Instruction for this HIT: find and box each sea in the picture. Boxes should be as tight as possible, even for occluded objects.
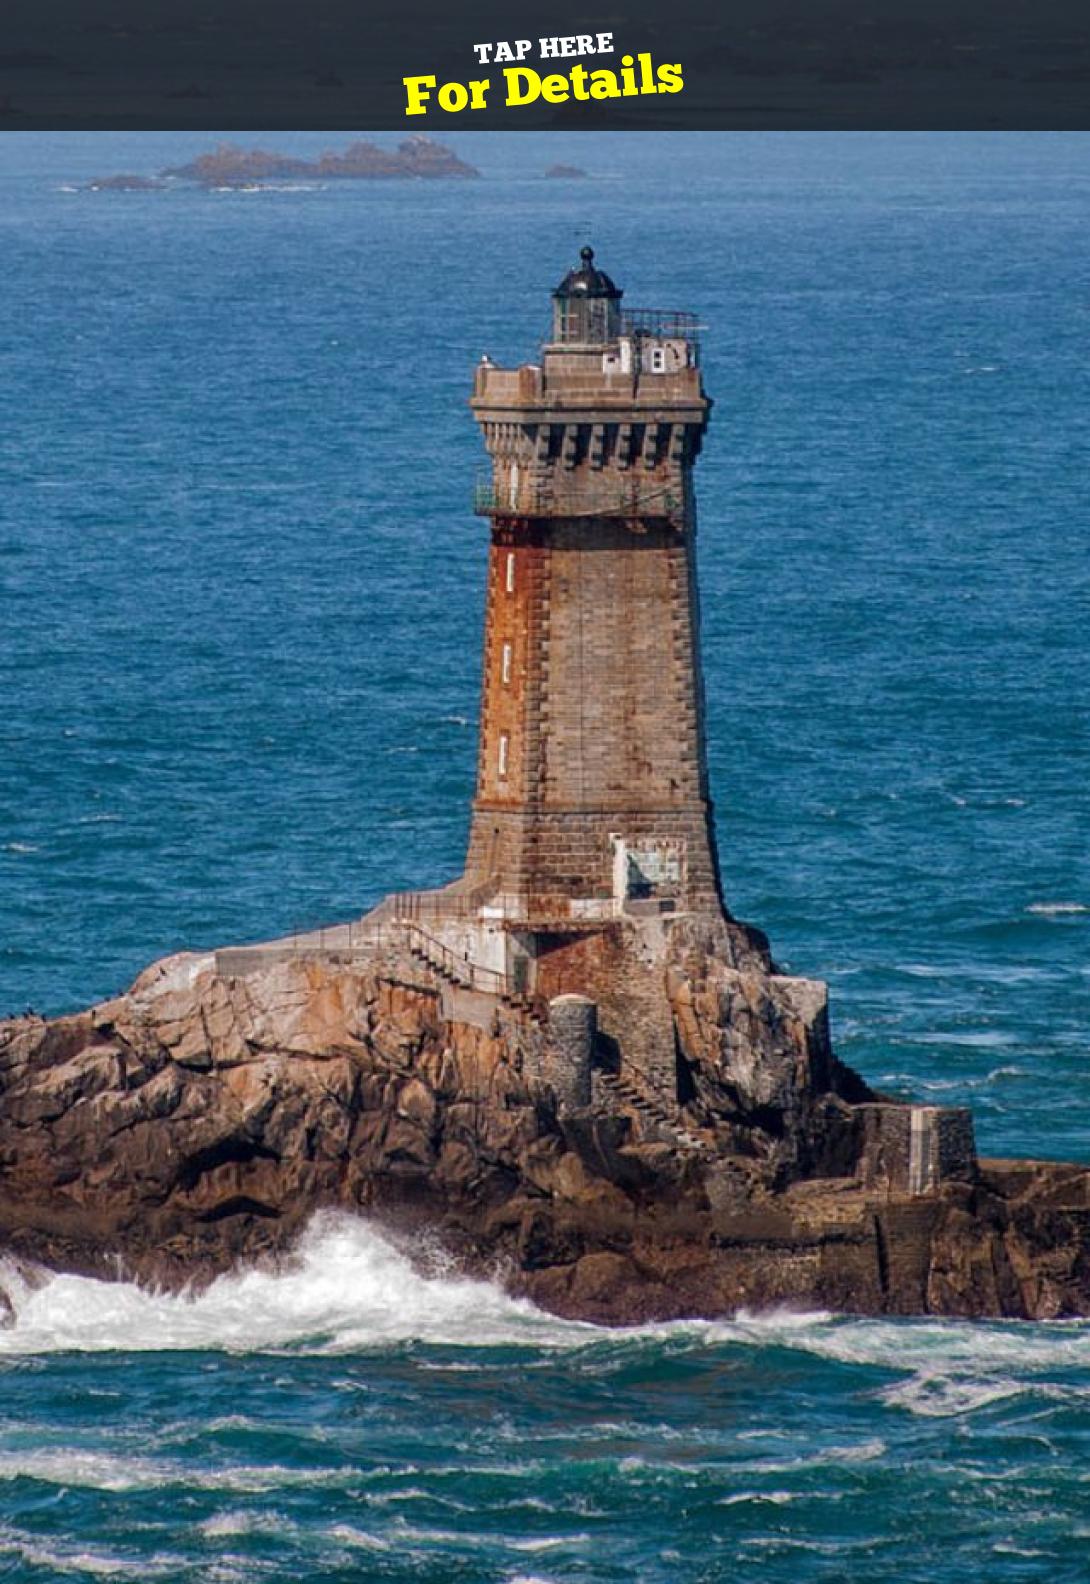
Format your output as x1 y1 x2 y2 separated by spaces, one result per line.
0 131 1088 1581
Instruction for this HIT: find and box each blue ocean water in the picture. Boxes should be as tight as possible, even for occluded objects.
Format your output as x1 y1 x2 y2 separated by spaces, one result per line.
0 131 1088 1580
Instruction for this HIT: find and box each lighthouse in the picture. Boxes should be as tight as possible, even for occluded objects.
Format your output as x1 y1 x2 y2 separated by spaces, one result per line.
371 247 731 1099
220 246 979 1174
464 247 722 925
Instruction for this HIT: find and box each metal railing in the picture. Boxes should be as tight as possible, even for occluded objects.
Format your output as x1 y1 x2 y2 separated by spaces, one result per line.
213 907 511 998
402 922 507 997
621 307 703 346
474 473 682 522
473 478 501 514
376 879 499 922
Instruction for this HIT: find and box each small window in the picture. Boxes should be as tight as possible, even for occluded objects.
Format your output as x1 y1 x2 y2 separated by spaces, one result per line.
505 551 516 592
649 346 666 374
501 641 512 685
498 733 509 778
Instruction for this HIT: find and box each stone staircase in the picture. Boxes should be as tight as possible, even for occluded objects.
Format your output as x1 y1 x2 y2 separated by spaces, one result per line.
502 992 545 1028
596 1068 715 1156
406 929 544 1028
594 1068 771 1205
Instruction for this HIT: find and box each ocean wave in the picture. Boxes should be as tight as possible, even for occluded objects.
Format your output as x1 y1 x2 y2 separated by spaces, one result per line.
507 1534 590 1552
0 1215 584 1357
744 1436 887 1472
0 1525 178 1577
1026 901 1087 916
879 1373 1032 1417
327 1523 394 1551
2 1215 1089 1422
0 1446 367 1495
718 1489 799 1506
713 1310 1090 1419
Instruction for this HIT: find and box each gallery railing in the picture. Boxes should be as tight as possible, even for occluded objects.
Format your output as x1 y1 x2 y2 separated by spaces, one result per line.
473 474 682 520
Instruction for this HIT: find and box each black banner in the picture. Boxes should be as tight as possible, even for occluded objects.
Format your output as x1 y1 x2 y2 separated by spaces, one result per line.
3 0 1090 129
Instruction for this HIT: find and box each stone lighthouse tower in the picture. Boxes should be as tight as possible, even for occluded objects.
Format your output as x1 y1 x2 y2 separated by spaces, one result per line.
463 247 722 927
369 247 733 1098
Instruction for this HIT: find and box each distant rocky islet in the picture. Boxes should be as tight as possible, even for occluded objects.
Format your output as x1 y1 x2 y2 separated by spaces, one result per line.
86 135 481 191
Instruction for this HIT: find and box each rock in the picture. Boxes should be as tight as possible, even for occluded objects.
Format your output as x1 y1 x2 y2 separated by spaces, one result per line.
0 934 1088 1322
159 137 479 187
85 174 166 191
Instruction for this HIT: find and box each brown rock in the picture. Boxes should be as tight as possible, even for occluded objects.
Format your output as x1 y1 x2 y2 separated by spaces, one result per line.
0 943 1087 1324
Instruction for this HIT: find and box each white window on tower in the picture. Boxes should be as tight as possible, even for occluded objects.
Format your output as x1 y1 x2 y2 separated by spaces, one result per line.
505 551 516 592
501 641 512 685
498 733 509 778
649 345 667 374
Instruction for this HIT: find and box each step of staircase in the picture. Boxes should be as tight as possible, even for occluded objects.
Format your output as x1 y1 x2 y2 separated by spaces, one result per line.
596 1070 716 1157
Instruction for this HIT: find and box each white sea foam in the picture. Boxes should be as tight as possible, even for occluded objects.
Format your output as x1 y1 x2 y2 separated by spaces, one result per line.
1027 901 1087 916
0 1214 585 1356
0 1523 180 1576
1 1214 1089 1424
715 1310 1090 1418
879 1373 1029 1417
915 1030 1014 1050
0 1446 361 1494
893 961 1053 987
326 1524 393 1550
200 1511 270 1538
507 1535 589 1553
745 1436 887 1473
718 1489 799 1506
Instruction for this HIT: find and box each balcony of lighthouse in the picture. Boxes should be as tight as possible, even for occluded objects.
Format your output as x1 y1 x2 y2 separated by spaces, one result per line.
473 468 685 525
550 304 704 361
471 307 705 410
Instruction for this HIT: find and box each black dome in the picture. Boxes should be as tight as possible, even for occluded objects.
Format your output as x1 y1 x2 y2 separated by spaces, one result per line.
553 246 622 300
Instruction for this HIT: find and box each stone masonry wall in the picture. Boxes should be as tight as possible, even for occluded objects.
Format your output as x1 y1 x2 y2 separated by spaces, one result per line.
465 516 722 914
855 1103 977 1195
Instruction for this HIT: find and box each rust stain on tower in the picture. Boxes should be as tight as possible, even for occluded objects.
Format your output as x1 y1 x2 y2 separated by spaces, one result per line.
465 247 722 923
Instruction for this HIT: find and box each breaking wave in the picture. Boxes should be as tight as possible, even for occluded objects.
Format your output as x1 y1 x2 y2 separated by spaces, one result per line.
1 1214 1089 1420
0 1215 582 1356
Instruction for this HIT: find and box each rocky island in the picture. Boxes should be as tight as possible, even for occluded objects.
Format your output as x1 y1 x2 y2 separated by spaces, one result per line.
160 136 479 186
86 138 479 192
2 249 1087 1326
